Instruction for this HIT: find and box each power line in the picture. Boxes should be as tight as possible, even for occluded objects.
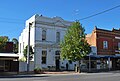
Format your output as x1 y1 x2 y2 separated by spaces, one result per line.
79 4 120 20
0 4 120 23
0 16 25 24
0 17 25 21
0 20 24 24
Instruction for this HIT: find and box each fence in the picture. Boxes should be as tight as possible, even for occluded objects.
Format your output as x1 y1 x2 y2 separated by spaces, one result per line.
19 61 34 72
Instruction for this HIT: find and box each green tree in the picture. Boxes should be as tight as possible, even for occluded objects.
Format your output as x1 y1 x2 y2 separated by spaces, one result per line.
12 38 18 53
60 21 91 73
23 45 34 61
0 36 9 52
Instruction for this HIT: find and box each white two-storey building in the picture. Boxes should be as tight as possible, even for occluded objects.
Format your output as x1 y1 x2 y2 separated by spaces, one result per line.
19 14 77 71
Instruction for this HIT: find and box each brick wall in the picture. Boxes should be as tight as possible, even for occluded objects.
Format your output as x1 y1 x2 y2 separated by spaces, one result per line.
86 30 96 46
0 42 13 53
86 28 120 56
5 42 13 53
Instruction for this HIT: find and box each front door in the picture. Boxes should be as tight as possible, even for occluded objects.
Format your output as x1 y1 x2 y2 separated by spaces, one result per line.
55 51 60 71
56 59 60 71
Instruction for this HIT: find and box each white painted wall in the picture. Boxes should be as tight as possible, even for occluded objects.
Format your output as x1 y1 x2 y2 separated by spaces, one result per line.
19 14 76 71
19 61 34 72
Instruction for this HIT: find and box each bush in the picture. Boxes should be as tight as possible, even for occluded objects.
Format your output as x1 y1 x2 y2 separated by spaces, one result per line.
34 67 41 74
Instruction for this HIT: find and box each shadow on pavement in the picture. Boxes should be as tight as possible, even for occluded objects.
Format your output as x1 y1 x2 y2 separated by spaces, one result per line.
0 75 49 78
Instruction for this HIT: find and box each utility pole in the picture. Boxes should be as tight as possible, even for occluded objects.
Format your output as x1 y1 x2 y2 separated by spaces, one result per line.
27 23 32 73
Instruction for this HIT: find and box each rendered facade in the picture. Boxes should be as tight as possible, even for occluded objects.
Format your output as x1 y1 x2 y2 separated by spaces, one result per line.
19 14 77 71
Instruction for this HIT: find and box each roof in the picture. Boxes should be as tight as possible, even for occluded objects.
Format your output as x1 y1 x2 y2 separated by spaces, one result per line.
94 27 120 33
112 28 120 33
95 27 112 32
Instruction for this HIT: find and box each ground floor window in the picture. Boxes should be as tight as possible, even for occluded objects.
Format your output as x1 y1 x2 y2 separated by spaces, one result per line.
0 60 19 72
0 60 4 71
116 59 120 69
42 50 47 64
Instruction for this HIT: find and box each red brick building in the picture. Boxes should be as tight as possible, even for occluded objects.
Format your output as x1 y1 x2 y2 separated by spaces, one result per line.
5 42 13 53
86 27 120 70
0 42 13 53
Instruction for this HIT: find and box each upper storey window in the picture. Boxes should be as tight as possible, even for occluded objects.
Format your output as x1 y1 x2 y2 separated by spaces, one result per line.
118 42 120 50
42 30 46 41
103 41 108 49
56 32 60 43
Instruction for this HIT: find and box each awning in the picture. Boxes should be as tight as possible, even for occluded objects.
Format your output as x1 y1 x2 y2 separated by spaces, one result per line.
0 53 19 58
87 55 120 58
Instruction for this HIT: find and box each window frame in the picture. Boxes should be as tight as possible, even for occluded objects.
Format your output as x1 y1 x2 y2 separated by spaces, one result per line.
42 30 46 41
56 32 60 43
42 50 47 64
103 41 108 49
118 42 120 50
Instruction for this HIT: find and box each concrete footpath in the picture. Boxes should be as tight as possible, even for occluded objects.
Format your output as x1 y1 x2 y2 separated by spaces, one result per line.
18 71 79 77
0 71 81 78
42 71 77 74
0 70 120 78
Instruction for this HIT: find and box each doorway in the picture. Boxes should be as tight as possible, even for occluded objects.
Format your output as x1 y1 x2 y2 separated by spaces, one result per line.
55 50 60 71
56 59 60 71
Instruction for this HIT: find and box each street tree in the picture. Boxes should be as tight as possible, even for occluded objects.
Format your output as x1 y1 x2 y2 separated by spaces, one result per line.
23 45 34 61
60 21 91 73
0 36 9 52
12 38 18 53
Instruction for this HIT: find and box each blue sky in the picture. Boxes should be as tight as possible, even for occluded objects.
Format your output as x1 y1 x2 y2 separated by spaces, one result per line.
0 0 120 40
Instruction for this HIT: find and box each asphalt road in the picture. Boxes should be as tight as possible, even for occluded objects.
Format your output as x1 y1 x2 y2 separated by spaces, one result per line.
0 72 120 81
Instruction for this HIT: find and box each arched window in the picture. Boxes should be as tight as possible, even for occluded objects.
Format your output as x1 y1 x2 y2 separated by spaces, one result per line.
56 32 60 43
42 30 46 41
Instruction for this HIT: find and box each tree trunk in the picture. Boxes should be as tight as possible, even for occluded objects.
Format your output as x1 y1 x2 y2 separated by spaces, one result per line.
75 60 81 73
78 60 81 73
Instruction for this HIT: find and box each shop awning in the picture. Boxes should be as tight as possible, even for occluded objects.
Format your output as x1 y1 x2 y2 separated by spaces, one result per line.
0 53 19 60
88 55 120 58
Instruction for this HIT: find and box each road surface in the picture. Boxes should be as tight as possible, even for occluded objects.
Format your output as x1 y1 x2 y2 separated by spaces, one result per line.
0 72 120 81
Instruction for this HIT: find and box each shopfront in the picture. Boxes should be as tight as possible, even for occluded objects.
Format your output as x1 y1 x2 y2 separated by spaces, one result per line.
81 55 120 72
0 53 19 72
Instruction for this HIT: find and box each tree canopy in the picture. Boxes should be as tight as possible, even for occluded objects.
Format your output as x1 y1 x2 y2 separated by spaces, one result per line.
23 45 34 61
0 36 9 52
60 21 91 72
12 38 18 53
